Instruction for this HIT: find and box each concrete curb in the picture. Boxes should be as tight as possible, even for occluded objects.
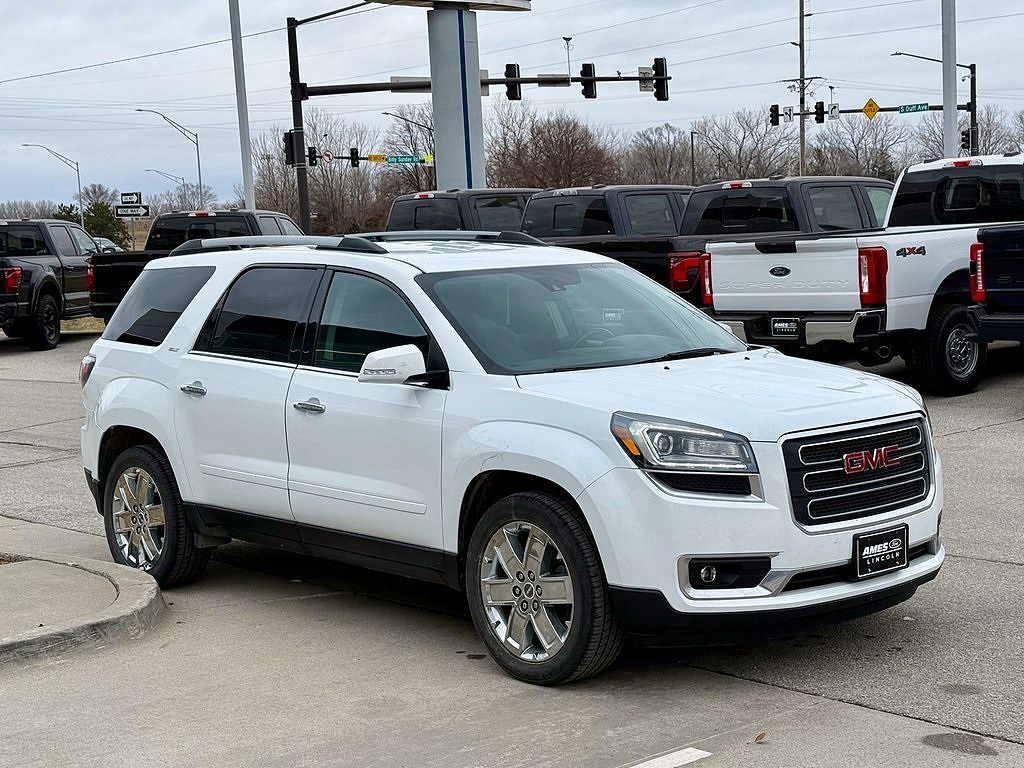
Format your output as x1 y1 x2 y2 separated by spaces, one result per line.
0 550 165 664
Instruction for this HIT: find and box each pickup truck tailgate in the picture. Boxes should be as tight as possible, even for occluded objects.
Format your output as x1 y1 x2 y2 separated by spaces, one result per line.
979 224 1024 312
708 237 861 312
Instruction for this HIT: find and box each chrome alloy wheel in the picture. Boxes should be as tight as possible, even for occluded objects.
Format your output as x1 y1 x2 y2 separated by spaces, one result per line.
946 323 980 379
111 467 165 570
479 522 575 663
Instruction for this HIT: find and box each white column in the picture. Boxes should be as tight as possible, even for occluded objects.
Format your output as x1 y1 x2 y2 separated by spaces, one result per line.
941 0 958 157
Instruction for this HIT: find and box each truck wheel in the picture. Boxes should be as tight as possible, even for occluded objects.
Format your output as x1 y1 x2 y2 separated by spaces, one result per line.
465 491 623 685
913 304 987 396
24 294 61 350
103 445 210 588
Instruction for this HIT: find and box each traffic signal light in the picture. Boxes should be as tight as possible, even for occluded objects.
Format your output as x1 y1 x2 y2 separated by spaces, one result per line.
505 63 522 101
580 63 597 99
960 130 971 152
349 148 360 168
284 130 298 166
307 146 319 168
769 104 780 127
653 57 669 101
814 101 826 124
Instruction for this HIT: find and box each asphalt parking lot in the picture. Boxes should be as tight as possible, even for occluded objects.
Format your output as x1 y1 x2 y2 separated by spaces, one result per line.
1 329 1022 767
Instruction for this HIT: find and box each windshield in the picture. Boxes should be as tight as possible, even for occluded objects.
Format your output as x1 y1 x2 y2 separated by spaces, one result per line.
417 263 745 375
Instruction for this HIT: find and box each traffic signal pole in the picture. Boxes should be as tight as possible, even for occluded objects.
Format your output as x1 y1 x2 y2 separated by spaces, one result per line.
798 0 807 175
287 17 312 233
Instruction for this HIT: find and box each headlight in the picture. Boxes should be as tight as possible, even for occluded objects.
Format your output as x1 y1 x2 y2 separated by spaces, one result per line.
611 412 758 474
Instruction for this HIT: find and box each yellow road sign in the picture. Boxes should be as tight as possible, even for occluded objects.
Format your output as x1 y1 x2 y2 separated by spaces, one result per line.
862 98 880 120
423 153 435 164
367 154 388 163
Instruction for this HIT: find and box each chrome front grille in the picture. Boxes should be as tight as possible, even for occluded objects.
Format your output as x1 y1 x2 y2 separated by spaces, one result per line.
783 419 931 525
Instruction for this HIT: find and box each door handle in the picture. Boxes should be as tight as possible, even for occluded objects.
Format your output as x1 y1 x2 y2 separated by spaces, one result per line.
293 399 327 414
180 383 207 397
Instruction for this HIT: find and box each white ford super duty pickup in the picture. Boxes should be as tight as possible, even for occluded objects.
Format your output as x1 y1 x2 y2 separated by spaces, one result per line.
703 154 1024 395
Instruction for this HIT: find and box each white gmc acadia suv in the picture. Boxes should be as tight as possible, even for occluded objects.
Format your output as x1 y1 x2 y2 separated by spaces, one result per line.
79 233 944 685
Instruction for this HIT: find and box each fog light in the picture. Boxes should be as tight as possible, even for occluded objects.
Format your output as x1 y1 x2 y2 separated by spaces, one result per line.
700 566 717 583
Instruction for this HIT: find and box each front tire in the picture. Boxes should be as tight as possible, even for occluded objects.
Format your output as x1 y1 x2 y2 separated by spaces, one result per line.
465 492 623 685
912 304 986 396
25 294 61 350
103 445 210 588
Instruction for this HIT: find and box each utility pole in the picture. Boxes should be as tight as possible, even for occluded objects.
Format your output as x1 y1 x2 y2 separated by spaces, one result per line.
690 130 699 186
941 0 958 157
228 0 255 210
798 0 807 175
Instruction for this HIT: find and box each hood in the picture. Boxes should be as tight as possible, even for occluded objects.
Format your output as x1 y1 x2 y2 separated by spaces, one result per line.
516 348 922 442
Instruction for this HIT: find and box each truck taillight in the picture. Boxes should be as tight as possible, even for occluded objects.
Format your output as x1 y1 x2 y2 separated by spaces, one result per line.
86 262 95 293
970 243 986 303
2 266 22 295
668 252 702 293
858 247 887 307
700 253 714 307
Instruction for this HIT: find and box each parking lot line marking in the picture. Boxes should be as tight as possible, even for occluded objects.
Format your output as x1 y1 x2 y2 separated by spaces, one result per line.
631 747 713 767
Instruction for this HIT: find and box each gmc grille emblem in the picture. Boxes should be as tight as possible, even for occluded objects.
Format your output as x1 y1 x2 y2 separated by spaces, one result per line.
843 445 901 475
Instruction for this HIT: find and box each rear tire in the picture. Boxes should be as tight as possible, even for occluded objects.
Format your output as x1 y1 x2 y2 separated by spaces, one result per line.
103 445 210 588
25 293 61 350
465 491 623 685
912 304 986 396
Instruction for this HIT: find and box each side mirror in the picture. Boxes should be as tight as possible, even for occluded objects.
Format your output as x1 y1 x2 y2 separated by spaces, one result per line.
358 345 427 385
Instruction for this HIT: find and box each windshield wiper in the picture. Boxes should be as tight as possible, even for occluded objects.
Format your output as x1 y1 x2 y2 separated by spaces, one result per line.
643 347 739 363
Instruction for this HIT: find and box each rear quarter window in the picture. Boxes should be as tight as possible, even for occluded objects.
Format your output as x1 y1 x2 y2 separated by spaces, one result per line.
102 266 216 346
472 195 528 231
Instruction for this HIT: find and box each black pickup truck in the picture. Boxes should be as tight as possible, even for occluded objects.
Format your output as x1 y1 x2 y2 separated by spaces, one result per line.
90 209 302 319
521 185 700 299
1 219 97 350
970 224 1024 342
386 188 540 232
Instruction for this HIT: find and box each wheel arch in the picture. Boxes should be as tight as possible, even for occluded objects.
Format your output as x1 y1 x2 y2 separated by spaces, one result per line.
929 268 971 313
96 426 166 504
32 272 63 313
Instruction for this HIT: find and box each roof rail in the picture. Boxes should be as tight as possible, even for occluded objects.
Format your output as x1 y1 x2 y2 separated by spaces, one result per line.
350 230 548 247
169 235 388 257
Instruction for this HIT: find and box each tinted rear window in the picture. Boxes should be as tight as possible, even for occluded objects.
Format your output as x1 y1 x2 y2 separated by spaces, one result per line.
681 188 799 235
102 266 215 346
623 193 678 236
888 166 1024 227
147 216 252 250
0 225 48 256
472 195 527 231
522 195 615 237
388 199 462 231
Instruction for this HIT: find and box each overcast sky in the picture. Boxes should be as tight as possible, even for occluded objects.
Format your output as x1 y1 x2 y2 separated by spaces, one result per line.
3 0 1022 203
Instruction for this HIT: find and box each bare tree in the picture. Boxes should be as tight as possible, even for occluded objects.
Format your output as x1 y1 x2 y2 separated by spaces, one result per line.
384 104 436 192
621 124 692 185
912 105 1019 159
0 200 60 218
808 115 913 179
76 183 119 207
692 108 799 180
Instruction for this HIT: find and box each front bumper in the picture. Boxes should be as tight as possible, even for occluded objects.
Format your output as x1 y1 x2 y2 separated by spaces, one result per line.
713 309 886 346
577 420 943 634
968 305 1024 343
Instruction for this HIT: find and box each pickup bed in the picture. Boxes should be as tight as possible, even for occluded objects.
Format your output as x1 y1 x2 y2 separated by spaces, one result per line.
969 224 1024 342
1 218 98 349
90 209 301 319
705 155 1024 395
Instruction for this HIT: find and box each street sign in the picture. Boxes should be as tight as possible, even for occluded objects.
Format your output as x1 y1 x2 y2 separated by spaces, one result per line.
828 103 840 120
898 102 929 114
115 205 150 218
367 154 388 164
862 98 880 120
783 106 794 123
120 192 142 205
388 155 422 165
638 66 655 92
322 151 335 165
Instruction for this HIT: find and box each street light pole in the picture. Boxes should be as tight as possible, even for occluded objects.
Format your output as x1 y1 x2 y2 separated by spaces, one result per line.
690 130 700 186
382 111 435 133
891 51 977 154
228 0 255 210
135 109 204 207
23 144 83 226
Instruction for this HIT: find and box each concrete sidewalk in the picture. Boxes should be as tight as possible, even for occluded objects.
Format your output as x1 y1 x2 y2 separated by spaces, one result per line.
0 514 1020 768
